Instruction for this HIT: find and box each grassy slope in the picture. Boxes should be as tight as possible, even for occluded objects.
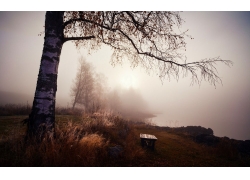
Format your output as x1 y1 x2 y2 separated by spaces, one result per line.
0 115 249 167
135 126 249 166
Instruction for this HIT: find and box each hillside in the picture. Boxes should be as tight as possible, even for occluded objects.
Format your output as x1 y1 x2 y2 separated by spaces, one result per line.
0 115 249 166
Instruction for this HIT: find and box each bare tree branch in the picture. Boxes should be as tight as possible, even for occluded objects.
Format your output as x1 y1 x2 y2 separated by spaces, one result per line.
63 11 233 87
63 35 95 43
63 17 114 31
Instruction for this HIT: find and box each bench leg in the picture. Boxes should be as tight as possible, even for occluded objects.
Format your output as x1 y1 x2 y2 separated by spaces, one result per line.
151 141 155 150
141 139 156 150
141 139 145 147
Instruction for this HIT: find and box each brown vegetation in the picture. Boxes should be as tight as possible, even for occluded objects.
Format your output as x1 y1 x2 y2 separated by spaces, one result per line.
0 103 31 116
0 114 145 166
0 106 249 166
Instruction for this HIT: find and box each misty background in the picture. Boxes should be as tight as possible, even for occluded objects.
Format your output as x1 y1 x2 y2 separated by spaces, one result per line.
0 11 250 140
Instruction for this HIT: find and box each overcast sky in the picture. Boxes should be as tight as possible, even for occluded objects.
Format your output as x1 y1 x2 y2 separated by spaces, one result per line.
0 11 250 140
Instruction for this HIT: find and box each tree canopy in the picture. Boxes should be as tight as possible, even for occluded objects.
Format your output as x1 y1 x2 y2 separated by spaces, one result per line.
26 11 233 139
71 56 108 113
62 11 232 86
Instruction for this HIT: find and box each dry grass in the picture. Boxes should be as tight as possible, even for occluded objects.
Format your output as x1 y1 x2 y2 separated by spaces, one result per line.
0 103 31 116
134 124 250 167
0 103 84 116
0 114 249 167
0 114 145 166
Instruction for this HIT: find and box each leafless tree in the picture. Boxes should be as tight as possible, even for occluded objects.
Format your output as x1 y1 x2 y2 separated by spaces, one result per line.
107 89 122 114
71 56 95 112
90 73 108 113
71 56 109 114
27 11 233 139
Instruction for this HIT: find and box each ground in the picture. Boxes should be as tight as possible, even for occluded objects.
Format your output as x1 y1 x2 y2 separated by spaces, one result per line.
0 115 249 166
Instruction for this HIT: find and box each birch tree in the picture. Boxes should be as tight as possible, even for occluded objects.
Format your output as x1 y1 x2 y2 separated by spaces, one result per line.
26 11 232 139
71 56 95 111
71 56 108 113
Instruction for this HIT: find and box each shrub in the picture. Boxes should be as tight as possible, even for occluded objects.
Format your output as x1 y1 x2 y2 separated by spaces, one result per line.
0 103 31 116
0 114 145 166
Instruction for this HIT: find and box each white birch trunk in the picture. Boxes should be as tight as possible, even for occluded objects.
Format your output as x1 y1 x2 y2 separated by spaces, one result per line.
27 12 64 139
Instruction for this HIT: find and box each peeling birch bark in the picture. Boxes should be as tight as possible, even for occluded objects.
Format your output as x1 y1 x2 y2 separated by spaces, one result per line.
27 12 64 139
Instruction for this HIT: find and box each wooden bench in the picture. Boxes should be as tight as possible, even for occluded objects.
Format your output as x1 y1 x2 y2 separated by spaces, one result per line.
140 133 157 150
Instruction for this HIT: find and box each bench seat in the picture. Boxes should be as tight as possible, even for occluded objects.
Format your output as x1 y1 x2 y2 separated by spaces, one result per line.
140 133 157 150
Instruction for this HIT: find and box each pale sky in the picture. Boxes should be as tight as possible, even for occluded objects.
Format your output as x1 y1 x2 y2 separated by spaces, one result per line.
0 11 250 140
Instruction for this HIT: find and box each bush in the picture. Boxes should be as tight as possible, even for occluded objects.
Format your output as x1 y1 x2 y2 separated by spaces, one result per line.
0 103 31 116
0 114 145 166
0 103 85 116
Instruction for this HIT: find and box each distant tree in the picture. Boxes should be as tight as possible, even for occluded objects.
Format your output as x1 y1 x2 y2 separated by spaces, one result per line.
107 89 122 114
70 56 95 111
117 88 151 120
27 11 233 139
90 73 108 113
71 56 108 113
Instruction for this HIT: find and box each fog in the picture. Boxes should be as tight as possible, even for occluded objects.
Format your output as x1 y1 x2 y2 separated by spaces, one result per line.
0 11 250 140
107 87 155 121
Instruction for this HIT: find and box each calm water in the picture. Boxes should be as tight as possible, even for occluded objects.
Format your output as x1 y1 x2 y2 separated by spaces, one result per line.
151 113 250 141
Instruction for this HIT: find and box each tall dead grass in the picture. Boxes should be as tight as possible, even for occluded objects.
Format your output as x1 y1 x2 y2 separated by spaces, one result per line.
0 103 31 116
0 114 145 166
0 103 85 116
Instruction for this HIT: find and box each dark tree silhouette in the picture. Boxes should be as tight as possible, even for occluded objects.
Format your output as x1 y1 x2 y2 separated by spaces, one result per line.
26 11 232 139
71 56 95 111
70 56 108 113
